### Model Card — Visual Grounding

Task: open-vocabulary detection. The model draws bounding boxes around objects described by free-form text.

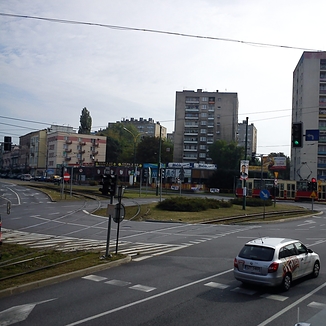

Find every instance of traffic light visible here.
[311,178,317,191]
[99,174,117,196]
[292,122,303,148]
[99,174,109,195]
[251,152,256,163]
[4,136,11,151]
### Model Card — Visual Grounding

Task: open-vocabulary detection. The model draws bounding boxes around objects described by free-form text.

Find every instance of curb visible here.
[0,255,132,298]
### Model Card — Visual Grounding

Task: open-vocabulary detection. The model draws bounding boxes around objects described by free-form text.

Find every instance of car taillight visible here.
[268,262,279,273]
[234,258,238,268]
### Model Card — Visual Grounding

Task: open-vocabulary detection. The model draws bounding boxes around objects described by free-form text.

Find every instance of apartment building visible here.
[291,51,326,181]
[47,128,107,174]
[109,117,167,139]
[237,120,257,157]
[173,89,239,163]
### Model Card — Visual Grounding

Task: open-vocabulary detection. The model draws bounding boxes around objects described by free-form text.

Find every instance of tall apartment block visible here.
[291,51,326,181]
[173,89,239,163]
[237,120,257,157]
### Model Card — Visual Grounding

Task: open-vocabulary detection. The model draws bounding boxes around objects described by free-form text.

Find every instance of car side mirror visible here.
[307,248,313,254]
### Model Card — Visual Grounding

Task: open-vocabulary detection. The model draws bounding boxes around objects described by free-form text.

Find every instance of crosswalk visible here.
[2,228,191,260]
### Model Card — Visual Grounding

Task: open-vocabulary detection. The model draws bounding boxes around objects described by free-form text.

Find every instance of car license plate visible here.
[245,265,261,273]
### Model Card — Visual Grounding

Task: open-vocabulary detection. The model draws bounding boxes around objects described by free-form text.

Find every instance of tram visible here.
[235,178,325,202]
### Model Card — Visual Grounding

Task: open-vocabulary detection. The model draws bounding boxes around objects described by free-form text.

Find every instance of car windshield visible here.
[238,245,275,261]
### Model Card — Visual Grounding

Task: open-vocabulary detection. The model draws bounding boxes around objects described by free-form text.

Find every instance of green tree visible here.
[78,107,92,134]
[137,136,173,164]
[208,140,244,170]
[206,140,244,191]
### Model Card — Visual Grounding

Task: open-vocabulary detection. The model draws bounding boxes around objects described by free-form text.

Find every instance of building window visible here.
[202,97,208,102]
[200,137,207,141]
[186,97,200,103]
[199,153,206,158]
[200,145,206,150]
[201,121,207,126]
[200,129,207,134]
[201,112,207,117]
[202,104,207,110]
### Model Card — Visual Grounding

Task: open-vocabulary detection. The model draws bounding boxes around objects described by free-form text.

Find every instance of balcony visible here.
[185,123,198,128]
[65,140,72,144]
[92,150,99,155]
[79,141,86,146]
[78,150,85,154]
[65,157,71,161]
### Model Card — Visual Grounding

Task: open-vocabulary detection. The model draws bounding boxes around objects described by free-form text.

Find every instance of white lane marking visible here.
[0,299,56,325]
[105,280,131,287]
[297,220,316,227]
[257,281,326,326]
[129,285,156,293]
[260,294,288,302]
[65,269,233,326]
[204,282,229,289]
[82,275,107,282]
[6,186,21,205]
[307,301,326,309]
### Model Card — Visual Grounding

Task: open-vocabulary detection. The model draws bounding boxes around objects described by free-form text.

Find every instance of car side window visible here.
[279,244,297,259]
[294,242,307,254]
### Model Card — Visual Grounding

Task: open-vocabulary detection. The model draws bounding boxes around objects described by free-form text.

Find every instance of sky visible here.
[0,0,325,157]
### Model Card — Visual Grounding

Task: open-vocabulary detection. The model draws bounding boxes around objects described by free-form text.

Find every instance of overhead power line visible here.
[0,12,324,52]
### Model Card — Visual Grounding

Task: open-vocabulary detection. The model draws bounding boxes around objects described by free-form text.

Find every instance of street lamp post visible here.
[156,124,162,197]
[123,127,141,184]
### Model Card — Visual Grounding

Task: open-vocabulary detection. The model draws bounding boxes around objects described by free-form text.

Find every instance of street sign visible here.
[63,173,70,181]
[260,189,270,200]
[113,204,125,223]
[310,191,317,198]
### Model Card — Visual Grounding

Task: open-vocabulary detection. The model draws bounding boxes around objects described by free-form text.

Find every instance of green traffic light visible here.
[294,140,299,145]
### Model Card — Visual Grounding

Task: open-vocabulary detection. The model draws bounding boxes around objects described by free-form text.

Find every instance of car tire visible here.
[312,261,320,278]
[282,273,291,291]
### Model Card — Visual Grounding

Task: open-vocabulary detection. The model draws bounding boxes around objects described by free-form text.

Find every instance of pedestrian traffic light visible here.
[292,122,303,148]
[311,178,317,191]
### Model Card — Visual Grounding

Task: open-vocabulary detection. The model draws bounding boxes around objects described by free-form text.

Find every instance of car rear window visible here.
[238,245,274,261]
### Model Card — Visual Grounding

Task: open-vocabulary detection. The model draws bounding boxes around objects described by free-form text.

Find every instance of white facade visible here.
[291,51,326,181]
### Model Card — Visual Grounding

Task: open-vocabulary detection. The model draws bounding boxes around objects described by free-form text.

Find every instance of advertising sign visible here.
[240,160,249,180]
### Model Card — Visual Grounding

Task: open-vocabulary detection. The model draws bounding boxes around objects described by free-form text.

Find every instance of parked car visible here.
[21,174,33,181]
[51,175,62,185]
[234,237,320,291]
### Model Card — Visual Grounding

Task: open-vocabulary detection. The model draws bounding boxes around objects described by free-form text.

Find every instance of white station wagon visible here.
[234,237,320,291]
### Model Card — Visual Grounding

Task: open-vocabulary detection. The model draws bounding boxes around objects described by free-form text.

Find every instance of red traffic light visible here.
[311,178,317,183]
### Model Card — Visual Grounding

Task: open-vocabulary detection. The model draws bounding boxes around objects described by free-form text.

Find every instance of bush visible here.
[231,197,272,207]
[156,197,232,212]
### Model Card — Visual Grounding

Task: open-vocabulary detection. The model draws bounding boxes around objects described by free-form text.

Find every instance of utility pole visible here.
[242,117,248,210]
[156,124,162,197]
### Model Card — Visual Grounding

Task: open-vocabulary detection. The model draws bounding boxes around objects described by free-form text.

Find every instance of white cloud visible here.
[0,0,325,155]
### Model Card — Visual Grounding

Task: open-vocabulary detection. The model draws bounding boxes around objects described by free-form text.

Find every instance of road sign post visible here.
[260,189,270,219]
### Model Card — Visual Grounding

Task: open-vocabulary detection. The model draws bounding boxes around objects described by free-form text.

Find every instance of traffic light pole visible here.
[242,117,248,210]
[104,193,114,258]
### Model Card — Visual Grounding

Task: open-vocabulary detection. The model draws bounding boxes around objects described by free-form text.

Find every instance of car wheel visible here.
[282,273,291,291]
[312,261,320,278]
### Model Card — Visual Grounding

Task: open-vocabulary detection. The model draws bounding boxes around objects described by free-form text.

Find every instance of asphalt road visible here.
[1,181,326,325]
